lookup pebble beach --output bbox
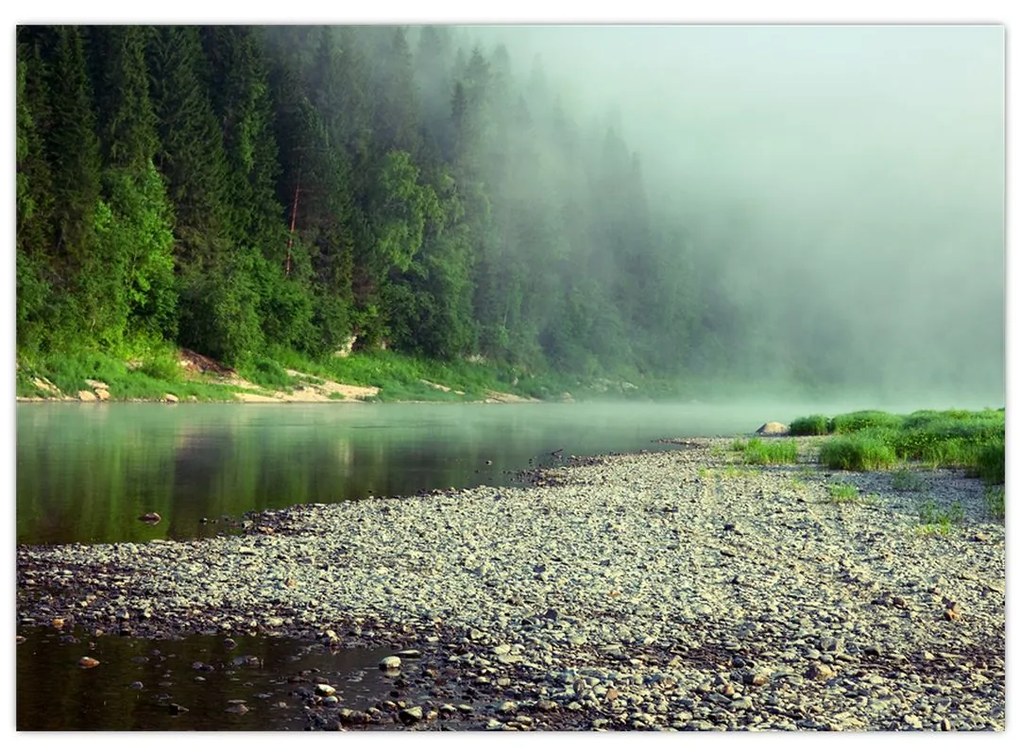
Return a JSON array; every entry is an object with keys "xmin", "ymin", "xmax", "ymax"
[{"xmin": 16, "ymin": 438, "xmax": 1005, "ymax": 731}]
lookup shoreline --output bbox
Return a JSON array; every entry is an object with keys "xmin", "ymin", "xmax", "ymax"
[{"xmin": 16, "ymin": 439, "xmax": 1005, "ymax": 731}]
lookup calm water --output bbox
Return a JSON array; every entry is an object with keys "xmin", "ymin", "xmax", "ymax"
[
  {"xmin": 16, "ymin": 399, "xmax": 823, "ymax": 730},
  {"xmin": 16, "ymin": 401, "xmax": 796, "ymax": 547}
]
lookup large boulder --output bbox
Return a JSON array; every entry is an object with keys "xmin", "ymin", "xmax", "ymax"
[{"xmin": 755, "ymin": 421, "xmax": 789, "ymax": 436}]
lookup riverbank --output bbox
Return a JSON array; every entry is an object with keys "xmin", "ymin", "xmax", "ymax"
[
  {"xmin": 16, "ymin": 438, "xmax": 1005, "ymax": 731},
  {"xmin": 15, "ymin": 345, "xmax": 636, "ymax": 404}
]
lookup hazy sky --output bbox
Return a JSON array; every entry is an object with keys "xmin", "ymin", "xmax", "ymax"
[{"xmin": 473, "ymin": 25, "xmax": 1005, "ymax": 402}]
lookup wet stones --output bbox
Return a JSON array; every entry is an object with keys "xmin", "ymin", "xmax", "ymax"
[
  {"xmin": 379, "ymin": 655, "xmax": 402, "ymax": 670},
  {"xmin": 78, "ymin": 656, "xmax": 100, "ymax": 669}
]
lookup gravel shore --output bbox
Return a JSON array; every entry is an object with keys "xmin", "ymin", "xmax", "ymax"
[{"xmin": 16, "ymin": 438, "xmax": 1005, "ymax": 731}]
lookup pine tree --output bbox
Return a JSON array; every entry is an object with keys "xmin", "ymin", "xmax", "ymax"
[{"xmin": 15, "ymin": 34, "xmax": 56, "ymax": 352}]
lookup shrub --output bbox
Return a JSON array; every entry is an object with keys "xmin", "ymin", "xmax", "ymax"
[{"xmin": 789, "ymin": 415, "xmax": 830, "ymax": 436}]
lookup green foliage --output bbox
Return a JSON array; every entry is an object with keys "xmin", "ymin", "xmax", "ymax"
[
  {"xmin": 742, "ymin": 438, "xmax": 798, "ymax": 465},
  {"xmin": 828, "ymin": 483, "xmax": 858, "ymax": 502},
  {"xmin": 789, "ymin": 415, "xmax": 830, "ymax": 436},
  {"xmin": 819, "ymin": 429, "xmax": 898, "ymax": 471}
]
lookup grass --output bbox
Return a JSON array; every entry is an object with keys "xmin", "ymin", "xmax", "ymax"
[
  {"xmin": 828, "ymin": 482, "xmax": 859, "ymax": 502},
  {"xmin": 811, "ymin": 408, "xmax": 1004, "ymax": 486},
  {"xmin": 789, "ymin": 414, "xmax": 830, "ymax": 436},
  {"xmin": 827, "ymin": 410, "xmax": 904, "ymax": 435},
  {"xmin": 914, "ymin": 499, "xmax": 965, "ymax": 537},
  {"xmin": 17, "ymin": 344, "xmax": 239, "ymax": 402},
  {"xmin": 984, "ymin": 487, "xmax": 1005, "ymax": 521},
  {"xmin": 237, "ymin": 356, "xmax": 299, "ymax": 392},
  {"xmin": 819, "ymin": 429, "xmax": 898, "ymax": 471},
  {"xmin": 741, "ymin": 438, "xmax": 798, "ymax": 465}
]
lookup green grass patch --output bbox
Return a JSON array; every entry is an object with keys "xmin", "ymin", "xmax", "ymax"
[
  {"xmin": 819, "ymin": 429, "xmax": 898, "ymax": 471},
  {"xmin": 974, "ymin": 438, "xmax": 1005, "ymax": 485},
  {"xmin": 828, "ymin": 410, "xmax": 904, "ymax": 435},
  {"xmin": 729, "ymin": 438, "xmax": 749, "ymax": 451},
  {"xmin": 237, "ymin": 356, "xmax": 298, "ymax": 392},
  {"xmin": 742, "ymin": 438, "xmax": 798, "ymax": 465},
  {"xmin": 828, "ymin": 482, "xmax": 858, "ymax": 502},
  {"xmin": 914, "ymin": 499, "xmax": 965, "ymax": 536},
  {"xmin": 789, "ymin": 414, "xmax": 831, "ymax": 436},
  {"xmin": 984, "ymin": 487, "xmax": 1005, "ymax": 521},
  {"xmin": 17, "ymin": 345, "xmax": 239, "ymax": 402}
]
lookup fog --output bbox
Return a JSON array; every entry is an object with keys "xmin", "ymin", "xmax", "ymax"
[{"xmin": 470, "ymin": 25, "xmax": 1004, "ymax": 407}]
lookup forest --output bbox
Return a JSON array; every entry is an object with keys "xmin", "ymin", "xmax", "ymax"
[
  {"xmin": 16, "ymin": 25, "xmax": 1003, "ymax": 404},
  {"xmin": 15, "ymin": 25, "xmax": 730, "ymax": 389}
]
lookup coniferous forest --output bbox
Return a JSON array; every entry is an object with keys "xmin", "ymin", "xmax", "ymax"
[{"xmin": 16, "ymin": 25, "xmax": 719, "ymax": 387}]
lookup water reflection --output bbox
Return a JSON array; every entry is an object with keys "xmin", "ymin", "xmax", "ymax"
[{"xmin": 17, "ymin": 401, "xmax": 822, "ymax": 546}]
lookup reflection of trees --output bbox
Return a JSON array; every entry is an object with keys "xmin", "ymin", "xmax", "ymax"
[{"xmin": 20, "ymin": 402, "xmax": 724, "ymax": 547}]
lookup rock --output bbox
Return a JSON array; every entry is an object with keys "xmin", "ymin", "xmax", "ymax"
[
  {"xmin": 77, "ymin": 390, "xmax": 98, "ymax": 402},
  {"xmin": 85, "ymin": 380, "xmax": 110, "ymax": 400},
  {"xmin": 315, "ymin": 683, "xmax": 336, "ymax": 697},
  {"xmin": 396, "ymin": 648, "xmax": 422, "ymax": 658},
  {"xmin": 164, "ymin": 393, "xmax": 179, "ymax": 403},
  {"xmin": 138, "ymin": 512, "xmax": 162, "ymax": 523},
  {"xmin": 78, "ymin": 656, "xmax": 100, "ymax": 669},
  {"xmin": 168, "ymin": 703, "xmax": 189, "ymax": 715},
  {"xmin": 497, "ymin": 700, "xmax": 518, "ymax": 714},
  {"xmin": 379, "ymin": 655, "xmax": 402, "ymax": 670},
  {"xmin": 755, "ymin": 422, "xmax": 789, "ymax": 436},
  {"xmin": 226, "ymin": 702, "xmax": 249, "ymax": 715},
  {"xmin": 902, "ymin": 714, "xmax": 923, "ymax": 729},
  {"xmin": 399, "ymin": 706, "xmax": 424, "ymax": 724},
  {"xmin": 944, "ymin": 607, "xmax": 962, "ymax": 621},
  {"xmin": 805, "ymin": 662, "xmax": 835, "ymax": 681}
]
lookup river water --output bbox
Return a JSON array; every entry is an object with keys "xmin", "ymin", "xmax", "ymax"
[{"xmin": 15, "ymin": 399, "xmax": 827, "ymax": 730}]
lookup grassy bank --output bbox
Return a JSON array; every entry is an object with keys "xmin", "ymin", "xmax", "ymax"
[
  {"xmin": 15, "ymin": 342, "xmax": 676, "ymax": 404},
  {"xmin": 789, "ymin": 408, "xmax": 1005, "ymax": 485}
]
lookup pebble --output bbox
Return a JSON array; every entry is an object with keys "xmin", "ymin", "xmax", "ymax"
[{"xmin": 16, "ymin": 438, "xmax": 1004, "ymax": 733}]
